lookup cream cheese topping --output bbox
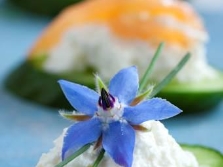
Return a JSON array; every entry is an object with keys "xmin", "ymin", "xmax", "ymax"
[
  {"xmin": 36, "ymin": 121, "xmax": 198, "ymax": 167},
  {"xmin": 43, "ymin": 23, "xmax": 217, "ymax": 83}
]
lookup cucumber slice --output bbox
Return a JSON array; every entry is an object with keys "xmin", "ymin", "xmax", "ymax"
[
  {"xmin": 8, "ymin": 0, "xmax": 83, "ymax": 16},
  {"xmin": 4, "ymin": 60, "xmax": 95, "ymax": 109},
  {"xmin": 5, "ymin": 60, "xmax": 223, "ymax": 111},
  {"xmin": 158, "ymin": 74, "xmax": 223, "ymax": 112},
  {"xmin": 181, "ymin": 144, "xmax": 223, "ymax": 167},
  {"xmin": 5, "ymin": 61, "xmax": 223, "ymax": 113}
]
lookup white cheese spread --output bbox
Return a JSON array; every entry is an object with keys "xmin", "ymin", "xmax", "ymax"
[
  {"xmin": 43, "ymin": 22, "xmax": 217, "ymax": 83},
  {"xmin": 36, "ymin": 121, "xmax": 198, "ymax": 167}
]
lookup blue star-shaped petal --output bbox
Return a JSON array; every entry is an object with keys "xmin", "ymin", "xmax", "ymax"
[{"xmin": 58, "ymin": 66, "xmax": 181, "ymax": 167}]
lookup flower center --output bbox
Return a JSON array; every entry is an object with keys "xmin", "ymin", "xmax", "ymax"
[
  {"xmin": 96, "ymin": 88, "xmax": 124, "ymax": 125},
  {"xmin": 98, "ymin": 88, "xmax": 115, "ymax": 110}
]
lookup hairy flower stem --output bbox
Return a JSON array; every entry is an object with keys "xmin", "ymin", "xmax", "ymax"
[
  {"xmin": 92, "ymin": 149, "xmax": 105, "ymax": 167},
  {"xmin": 55, "ymin": 144, "xmax": 91, "ymax": 167}
]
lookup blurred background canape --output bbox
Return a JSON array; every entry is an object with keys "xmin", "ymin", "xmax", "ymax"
[{"xmin": 4, "ymin": 0, "xmax": 223, "ymax": 112}]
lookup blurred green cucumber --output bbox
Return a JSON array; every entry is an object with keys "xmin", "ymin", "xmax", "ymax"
[
  {"xmin": 181, "ymin": 144, "xmax": 223, "ymax": 167},
  {"xmin": 5, "ymin": 60, "xmax": 94, "ymax": 109},
  {"xmin": 5, "ymin": 60, "xmax": 223, "ymax": 112},
  {"xmin": 8, "ymin": 0, "xmax": 83, "ymax": 16},
  {"xmin": 158, "ymin": 74, "xmax": 223, "ymax": 112}
]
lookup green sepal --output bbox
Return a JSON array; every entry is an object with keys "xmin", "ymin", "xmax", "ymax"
[
  {"xmin": 131, "ymin": 85, "xmax": 154, "ymax": 106},
  {"xmin": 132, "ymin": 125, "xmax": 150, "ymax": 132},
  {"xmin": 95, "ymin": 74, "xmax": 108, "ymax": 93},
  {"xmin": 59, "ymin": 110, "xmax": 90, "ymax": 121}
]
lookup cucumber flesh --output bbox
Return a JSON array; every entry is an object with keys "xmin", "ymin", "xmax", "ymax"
[{"xmin": 181, "ymin": 144, "xmax": 223, "ymax": 167}]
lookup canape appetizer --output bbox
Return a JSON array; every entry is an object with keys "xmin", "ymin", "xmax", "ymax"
[
  {"xmin": 36, "ymin": 67, "xmax": 223, "ymax": 167},
  {"xmin": 5, "ymin": 0, "xmax": 223, "ymax": 111}
]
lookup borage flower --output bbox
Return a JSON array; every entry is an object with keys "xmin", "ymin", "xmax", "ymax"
[{"xmin": 58, "ymin": 66, "xmax": 181, "ymax": 167}]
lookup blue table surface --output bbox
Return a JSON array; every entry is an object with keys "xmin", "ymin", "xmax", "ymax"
[{"xmin": 0, "ymin": 1, "xmax": 223, "ymax": 167}]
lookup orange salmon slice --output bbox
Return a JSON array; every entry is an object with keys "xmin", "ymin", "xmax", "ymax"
[{"xmin": 29, "ymin": 0, "xmax": 205, "ymax": 57}]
